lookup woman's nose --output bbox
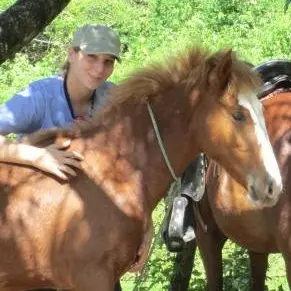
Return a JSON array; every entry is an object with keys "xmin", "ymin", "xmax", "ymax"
[{"xmin": 93, "ymin": 61, "xmax": 105, "ymax": 73}]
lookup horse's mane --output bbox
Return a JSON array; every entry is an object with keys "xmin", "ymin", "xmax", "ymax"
[
  {"xmin": 105, "ymin": 48, "xmax": 210, "ymax": 106},
  {"xmin": 103, "ymin": 47, "xmax": 260, "ymax": 107},
  {"xmin": 25, "ymin": 47, "xmax": 260, "ymax": 146}
]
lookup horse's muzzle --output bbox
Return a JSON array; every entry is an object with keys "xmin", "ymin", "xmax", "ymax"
[{"xmin": 248, "ymin": 173, "xmax": 283, "ymax": 207}]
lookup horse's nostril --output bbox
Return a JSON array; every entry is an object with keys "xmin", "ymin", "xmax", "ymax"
[{"xmin": 268, "ymin": 181, "xmax": 273, "ymax": 195}]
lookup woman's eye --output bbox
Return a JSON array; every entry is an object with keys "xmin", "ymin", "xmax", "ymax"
[
  {"xmin": 105, "ymin": 59, "xmax": 114, "ymax": 66},
  {"xmin": 232, "ymin": 111, "xmax": 246, "ymax": 122},
  {"xmin": 87, "ymin": 54, "xmax": 96, "ymax": 59}
]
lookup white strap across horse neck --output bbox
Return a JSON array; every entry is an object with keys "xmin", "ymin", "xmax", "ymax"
[{"xmin": 146, "ymin": 102, "xmax": 178, "ymax": 182}]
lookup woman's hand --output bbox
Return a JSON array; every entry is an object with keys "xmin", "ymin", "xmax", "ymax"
[{"xmin": 32, "ymin": 139, "xmax": 84, "ymax": 180}]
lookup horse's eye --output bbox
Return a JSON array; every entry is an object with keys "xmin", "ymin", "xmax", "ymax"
[{"xmin": 232, "ymin": 111, "xmax": 246, "ymax": 122}]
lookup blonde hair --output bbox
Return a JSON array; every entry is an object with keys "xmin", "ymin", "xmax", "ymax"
[{"xmin": 60, "ymin": 47, "xmax": 80, "ymax": 76}]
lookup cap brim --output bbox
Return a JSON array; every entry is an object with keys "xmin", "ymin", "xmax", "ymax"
[{"xmin": 81, "ymin": 45, "xmax": 121, "ymax": 62}]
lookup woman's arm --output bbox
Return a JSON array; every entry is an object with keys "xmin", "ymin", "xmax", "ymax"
[
  {"xmin": 0, "ymin": 82, "xmax": 83, "ymax": 180},
  {"xmin": 0, "ymin": 136, "xmax": 83, "ymax": 180}
]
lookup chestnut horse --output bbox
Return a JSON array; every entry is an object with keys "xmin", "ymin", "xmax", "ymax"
[
  {"xmin": 195, "ymin": 64, "xmax": 291, "ymax": 291},
  {"xmin": 169, "ymin": 66, "xmax": 291, "ymax": 290},
  {"xmin": 0, "ymin": 49, "xmax": 282, "ymax": 291},
  {"xmin": 195, "ymin": 92, "xmax": 291, "ymax": 291}
]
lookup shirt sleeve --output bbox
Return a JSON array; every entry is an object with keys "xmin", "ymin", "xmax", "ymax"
[{"xmin": 0, "ymin": 84, "xmax": 45, "ymax": 135}]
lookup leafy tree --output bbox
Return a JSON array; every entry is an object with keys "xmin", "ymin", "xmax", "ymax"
[{"xmin": 285, "ymin": 0, "xmax": 291, "ymax": 11}]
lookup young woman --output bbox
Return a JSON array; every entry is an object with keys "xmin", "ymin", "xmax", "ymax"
[
  {"xmin": 0, "ymin": 24, "xmax": 123, "ymax": 291},
  {"xmin": 0, "ymin": 24, "xmax": 120, "ymax": 180}
]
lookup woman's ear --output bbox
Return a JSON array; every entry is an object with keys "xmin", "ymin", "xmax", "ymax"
[{"xmin": 67, "ymin": 48, "xmax": 76, "ymax": 63}]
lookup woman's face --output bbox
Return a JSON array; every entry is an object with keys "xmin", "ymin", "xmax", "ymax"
[{"xmin": 68, "ymin": 48, "xmax": 116, "ymax": 90}]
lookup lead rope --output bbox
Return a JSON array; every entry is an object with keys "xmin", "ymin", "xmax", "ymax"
[
  {"xmin": 133, "ymin": 103, "xmax": 181, "ymax": 289},
  {"xmin": 146, "ymin": 101, "xmax": 182, "ymax": 239},
  {"xmin": 146, "ymin": 101, "xmax": 182, "ymax": 232},
  {"xmin": 146, "ymin": 102, "xmax": 178, "ymax": 181}
]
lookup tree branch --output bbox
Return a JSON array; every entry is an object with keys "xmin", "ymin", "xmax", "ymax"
[
  {"xmin": 285, "ymin": 0, "xmax": 291, "ymax": 12},
  {"xmin": 0, "ymin": 0, "xmax": 71, "ymax": 64}
]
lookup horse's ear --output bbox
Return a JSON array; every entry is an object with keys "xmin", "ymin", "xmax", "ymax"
[{"xmin": 208, "ymin": 49, "xmax": 233, "ymax": 94}]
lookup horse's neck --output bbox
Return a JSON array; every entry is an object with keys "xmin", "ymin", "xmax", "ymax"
[
  {"xmin": 263, "ymin": 92, "xmax": 291, "ymax": 183},
  {"xmin": 263, "ymin": 92, "xmax": 291, "ymax": 143},
  {"xmin": 80, "ymin": 91, "xmax": 199, "ymax": 217}
]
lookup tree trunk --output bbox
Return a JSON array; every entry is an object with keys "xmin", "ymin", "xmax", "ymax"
[{"xmin": 0, "ymin": 0, "xmax": 71, "ymax": 64}]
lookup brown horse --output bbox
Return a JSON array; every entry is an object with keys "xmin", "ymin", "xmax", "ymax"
[
  {"xmin": 192, "ymin": 89, "xmax": 291, "ymax": 290},
  {"xmin": 0, "ymin": 48, "xmax": 282, "ymax": 291}
]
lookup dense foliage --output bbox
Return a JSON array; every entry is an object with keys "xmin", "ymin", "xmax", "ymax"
[{"xmin": 0, "ymin": 0, "xmax": 290, "ymax": 290}]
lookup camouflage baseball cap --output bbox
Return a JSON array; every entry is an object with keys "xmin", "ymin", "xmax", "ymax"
[{"xmin": 71, "ymin": 24, "xmax": 121, "ymax": 61}]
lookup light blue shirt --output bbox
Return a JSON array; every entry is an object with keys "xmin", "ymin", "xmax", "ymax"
[{"xmin": 0, "ymin": 75, "xmax": 114, "ymax": 135}]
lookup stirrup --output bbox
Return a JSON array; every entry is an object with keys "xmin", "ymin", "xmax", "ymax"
[{"xmin": 163, "ymin": 196, "xmax": 195, "ymax": 252}]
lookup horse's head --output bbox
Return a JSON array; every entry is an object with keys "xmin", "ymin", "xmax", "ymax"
[{"xmin": 193, "ymin": 50, "xmax": 282, "ymax": 206}]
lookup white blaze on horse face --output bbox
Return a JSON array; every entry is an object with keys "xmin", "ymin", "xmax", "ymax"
[{"xmin": 238, "ymin": 91, "xmax": 282, "ymax": 194}]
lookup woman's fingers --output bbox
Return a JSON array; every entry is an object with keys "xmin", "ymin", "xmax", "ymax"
[
  {"xmin": 33, "ymin": 144, "xmax": 84, "ymax": 180},
  {"xmin": 50, "ymin": 149, "xmax": 83, "ymax": 178},
  {"xmin": 64, "ymin": 150, "xmax": 84, "ymax": 160},
  {"xmin": 63, "ymin": 158, "xmax": 82, "ymax": 169},
  {"xmin": 47, "ymin": 143, "xmax": 84, "ymax": 161},
  {"xmin": 59, "ymin": 165, "xmax": 78, "ymax": 177},
  {"xmin": 50, "ymin": 139, "xmax": 71, "ymax": 150},
  {"xmin": 53, "ymin": 168, "xmax": 69, "ymax": 180}
]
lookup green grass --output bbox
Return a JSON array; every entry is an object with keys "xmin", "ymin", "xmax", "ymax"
[{"xmin": 121, "ymin": 202, "xmax": 288, "ymax": 290}]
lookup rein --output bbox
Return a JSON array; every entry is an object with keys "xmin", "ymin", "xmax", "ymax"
[
  {"xmin": 146, "ymin": 102, "xmax": 208, "ymax": 231},
  {"xmin": 146, "ymin": 102, "xmax": 178, "ymax": 182}
]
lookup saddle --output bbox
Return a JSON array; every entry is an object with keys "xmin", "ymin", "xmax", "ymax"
[{"xmin": 254, "ymin": 59, "xmax": 291, "ymax": 98}]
